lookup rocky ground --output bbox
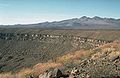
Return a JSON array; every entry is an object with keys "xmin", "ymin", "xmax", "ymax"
[
  {"xmin": 0, "ymin": 29, "xmax": 120, "ymax": 78},
  {"xmin": 35, "ymin": 41, "xmax": 120, "ymax": 78}
]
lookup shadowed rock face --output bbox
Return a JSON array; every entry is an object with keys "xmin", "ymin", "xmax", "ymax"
[{"xmin": 38, "ymin": 68, "xmax": 71, "ymax": 78}]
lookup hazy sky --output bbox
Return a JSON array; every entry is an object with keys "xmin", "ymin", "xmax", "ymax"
[{"xmin": 0, "ymin": 0, "xmax": 120, "ymax": 25}]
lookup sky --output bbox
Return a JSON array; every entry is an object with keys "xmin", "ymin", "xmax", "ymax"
[{"xmin": 0, "ymin": 0, "xmax": 120, "ymax": 25}]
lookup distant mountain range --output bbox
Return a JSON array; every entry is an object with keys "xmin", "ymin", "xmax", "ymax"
[{"xmin": 1, "ymin": 16, "xmax": 120, "ymax": 29}]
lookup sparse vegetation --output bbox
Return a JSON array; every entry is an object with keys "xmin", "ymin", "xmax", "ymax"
[{"xmin": 0, "ymin": 29, "xmax": 120, "ymax": 78}]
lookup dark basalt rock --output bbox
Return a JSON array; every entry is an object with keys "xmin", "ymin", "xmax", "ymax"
[{"xmin": 51, "ymin": 68, "xmax": 63, "ymax": 78}]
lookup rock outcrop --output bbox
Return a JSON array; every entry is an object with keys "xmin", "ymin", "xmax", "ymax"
[{"xmin": 38, "ymin": 68, "xmax": 67, "ymax": 78}]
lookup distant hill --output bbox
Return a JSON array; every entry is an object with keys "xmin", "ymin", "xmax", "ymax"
[{"xmin": 0, "ymin": 16, "xmax": 120, "ymax": 29}]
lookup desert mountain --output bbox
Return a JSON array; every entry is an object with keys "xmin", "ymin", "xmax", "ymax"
[{"xmin": 1, "ymin": 16, "xmax": 120, "ymax": 29}]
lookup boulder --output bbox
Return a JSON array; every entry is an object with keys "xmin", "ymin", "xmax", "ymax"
[
  {"xmin": 51, "ymin": 68, "xmax": 63, "ymax": 78},
  {"xmin": 109, "ymin": 55, "xmax": 119, "ymax": 61},
  {"xmin": 39, "ymin": 70, "xmax": 52, "ymax": 78},
  {"xmin": 69, "ymin": 67, "xmax": 79, "ymax": 78},
  {"xmin": 39, "ymin": 69, "xmax": 63, "ymax": 78}
]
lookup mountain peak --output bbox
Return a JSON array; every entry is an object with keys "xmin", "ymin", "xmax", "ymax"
[
  {"xmin": 92, "ymin": 16, "xmax": 103, "ymax": 20},
  {"xmin": 81, "ymin": 16, "xmax": 90, "ymax": 19}
]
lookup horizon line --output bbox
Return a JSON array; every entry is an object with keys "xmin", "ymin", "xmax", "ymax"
[{"xmin": 1, "ymin": 16, "xmax": 120, "ymax": 25}]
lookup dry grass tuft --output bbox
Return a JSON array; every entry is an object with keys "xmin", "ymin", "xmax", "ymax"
[
  {"xmin": 0, "ymin": 68, "xmax": 32, "ymax": 78},
  {"xmin": 16, "ymin": 68, "xmax": 33, "ymax": 78},
  {"xmin": 56, "ymin": 50, "xmax": 90, "ymax": 63},
  {"xmin": 0, "ymin": 72, "xmax": 14, "ymax": 78}
]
